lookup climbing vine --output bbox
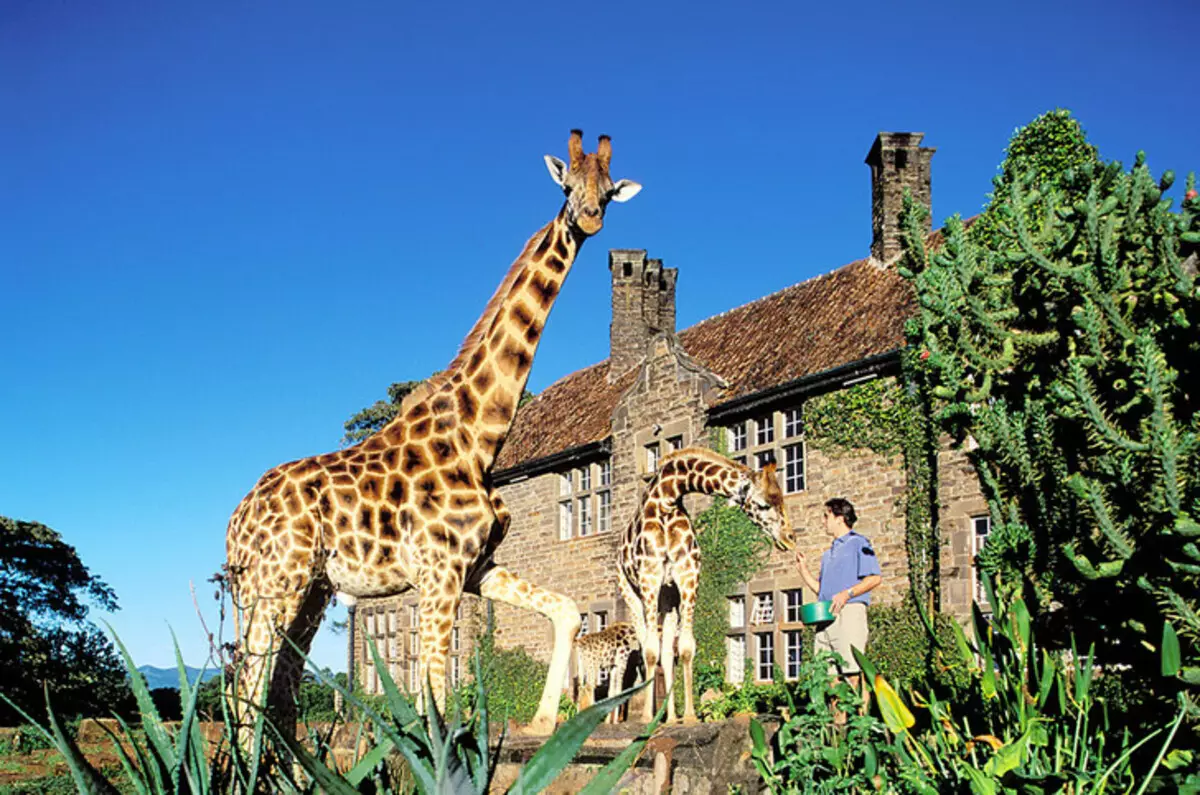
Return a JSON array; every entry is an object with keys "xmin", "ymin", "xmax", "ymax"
[{"xmin": 803, "ymin": 377, "xmax": 911, "ymax": 461}]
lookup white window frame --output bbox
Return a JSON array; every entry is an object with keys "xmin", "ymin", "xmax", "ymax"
[
  {"xmin": 785, "ymin": 630, "xmax": 803, "ymax": 680},
  {"xmin": 645, "ymin": 442, "xmax": 660, "ymax": 473},
  {"xmin": 578, "ymin": 495, "xmax": 593, "ymax": 536},
  {"xmin": 451, "ymin": 627, "xmax": 460, "ymax": 652},
  {"xmin": 756, "ymin": 632, "xmax": 775, "ymax": 681},
  {"xmin": 972, "ymin": 515, "xmax": 992, "ymax": 606},
  {"xmin": 729, "ymin": 422, "xmax": 748, "ymax": 452},
  {"xmin": 784, "ymin": 589, "xmax": 803, "ymax": 623},
  {"xmin": 579, "ymin": 465, "xmax": 591, "ymax": 492},
  {"xmin": 558, "ymin": 500, "xmax": 574, "ymax": 541},
  {"xmin": 755, "ymin": 415, "xmax": 775, "ymax": 446},
  {"xmin": 667, "ymin": 434, "xmax": 685, "ymax": 452},
  {"xmin": 783, "ymin": 407, "xmax": 803, "ymax": 439},
  {"xmin": 597, "ymin": 490, "xmax": 612, "ymax": 534},
  {"xmin": 728, "ymin": 595, "xmax": 746, "ymax": 628},
  {"xmin": 727, "ymin": 635, "xmax": 746, "ymax": 685},
  {"xmin": 752, "ymin": 592, "xmax": 774, "ymax": 624},
  {"xmin": 783, "ymin": 443, "xmax": 806, "ymax": 493}
]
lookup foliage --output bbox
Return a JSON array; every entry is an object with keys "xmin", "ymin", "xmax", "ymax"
[
  {"xmin": 864, "ymin": 601, "xmax": 970, "ymax": 694},
  {"xmin": 461, "ymin": 631, "xmax": 549, "ymax": 725},
  {"xmin": 899, "ymin": 111, "xmax": 1200, "ymax": 700},
  {"xmin": 0, "ymin": 516, "xmax": 132, "ymax": 725},
  {"xmin": 749, "ymin": 653, "xmax": 895, "ymax": 793},
  {"xmin": 342, "ymin": 376, "xmax": 535, "ymax": 445},
  {"xmin": 692, "ymin": 496, "xmax": 774, "ymax": 692},
  {"xmin": 804, "ymin": 377, "xmax": 911, "ymax": 461},
  {"xmin": 1, "ymin": 626, "xmax": 656, "ymax": 794}
]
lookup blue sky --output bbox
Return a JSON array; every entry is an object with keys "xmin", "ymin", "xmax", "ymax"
[{"xmin": 2, "ymin": 0, "xmax": 1196, "ymax": 673}]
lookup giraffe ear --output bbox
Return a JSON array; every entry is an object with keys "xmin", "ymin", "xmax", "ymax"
[
  {"xmin": 545, "ymin": 155, "xmax": 569, "ymax": 187},
  {"xmin": 610, "ymin": 179, "xmax": 642, "ymax": 203}
]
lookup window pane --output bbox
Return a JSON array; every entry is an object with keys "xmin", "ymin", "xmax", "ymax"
[
  {"xmin": 756, "ymin": 416, "xmax": 775, "ymax": 446},
  {"xmin": 450, "ymin": 656, "xmax": 460, "ymax": 687},
  {"xmin": 579, "ymin": 465, "xmax": 591, "ymax": 492},
  {"xmin": 595, "ymin": 611, "xmax": 608, "ymax": 631},
  {"xmin": 784, "ymin": 443, "xmax": 805, "ymax": 493},
  {"xmin": 756, "ymin": 632, "xmax": 775, "ymax": 680},
  {"xmin": 559, "ymin": 472, "xmax": 572, "ymax": 496},
  {"xmin": 559, "ymin": 500, "xmax": 573, "ymax": 540},
  {"xmin": 599, "ymin": 459, "xmax": 612, "ymax": 487},
  {"xmin": 410, "ymin": 632, "xmax": 419, "ymax": 655},
  {"xmin": 452, "ymin": 627, "xmax": 460, "ymax": 652},
  {"xmin": 667, "ymin": 435, "xmax": 684, "ymax": 452},
  {"xmin": 578, "ymin": 614, "xmax": 590, "ymax": 638},
  {"xmin": 972, "ymin": 515, "xmax": 992, "ymax": 604},
  {"xmin": 784, "ymin": 407, "xmax": 804, "ymax": 439},
  {"xmin": 727, "ymin": 635, "xmax": 746, "ymax": 685},
  {"xmin": 597, "ymin": 491, "xmax": 611, "ymax": 533},
  {"xmin": 578, "ymin": 496, "xmax": 592, "ymax": 536},
  {"xmin": 728, "ymin": 595, "xmax": 745, "ymax": 627},
  {"xmin": 785, "ymin": 589, "xmax": 802, "ymax": 623},
  {"xmin": 785, "ymin": 631, "xmax": 803, "ymax": 680},
  {"xmin": 645, "ymin": 443, "xmax": 660, "ymax": 472},
  {"xmin": 752, "ymin": 592, "xmax": 774, "ymax": 624},
  {"xmin": 729, "ymin": 422, "xmax": 747, "ymax": 452},
  {"xmin": 754, "ymin": 449, "xmax": 776, "ymax": 471}
]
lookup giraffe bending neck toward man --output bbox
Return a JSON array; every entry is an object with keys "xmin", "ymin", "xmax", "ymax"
[
  {"xmin": 617, "ymin": 447, "xmax": 792, "ymax": 723},
  {"xmin": 225, "ymin": 130, "xmax": 641, "ymax": 739}
]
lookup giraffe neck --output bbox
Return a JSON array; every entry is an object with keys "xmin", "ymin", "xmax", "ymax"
[
  {"xmin": 644, "ymin": 449, "xmax": 745, "ymax": 513},
  {"xmin": 437, "ymin": 206, "xmax": 581, "ymax": 471}
]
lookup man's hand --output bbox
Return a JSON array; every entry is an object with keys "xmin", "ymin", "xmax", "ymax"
[{"xmin": 831, "ymin": 589, "xmax": 851, "ymax": 614}]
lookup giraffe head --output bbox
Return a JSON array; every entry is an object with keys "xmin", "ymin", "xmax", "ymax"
[
  {"xmin": 544, "ymin": 129, "xmax": 642, "ymax": 236},
  {"xmin": 733, "ymin": 462, "xmax": 794, "ymax": 551}
]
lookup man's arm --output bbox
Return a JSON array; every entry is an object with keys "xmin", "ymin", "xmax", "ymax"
[
  {"xmin": 830, "ymin": 574, "xmax": 881, "ymax": 612},
  {"xmin": 794, "ymin": 548, "xmax": 821, "ymax": 595}
]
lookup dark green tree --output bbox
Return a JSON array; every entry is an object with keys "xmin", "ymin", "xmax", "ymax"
[
  {"xmin": 899, "ymin": 112, "xmax": 1199, "ymax": 707},
  {"xmin": 343, "ymin": 374, "xmax": 535, "ymax": 445},
  {"xmin": 0, "ymin": 516, "xmax": 132, "ymax": 724}
]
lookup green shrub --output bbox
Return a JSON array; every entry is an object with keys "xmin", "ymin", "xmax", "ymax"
[
  {"xmin": 865, "ymin": 601, "xmax": 970, "ymax": 694},
  {"xmin": 464, "ymin": 632, "xmax": 548, "ymax": 724}
]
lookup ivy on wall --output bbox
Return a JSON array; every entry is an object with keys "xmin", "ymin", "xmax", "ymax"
[{"xmin": 803, "ymin": 376, "xmax": 910, "ymax": 461}]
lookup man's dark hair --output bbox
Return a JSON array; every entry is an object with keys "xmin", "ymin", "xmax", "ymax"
[{"xmin": 825, "ymin": 498, "xmax": 857, "ymax": 528}]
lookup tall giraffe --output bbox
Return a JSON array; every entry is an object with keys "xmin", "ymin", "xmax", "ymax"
[
  {"xmin": 616, "ymin": 447, "xmax": 792, "ymax": 723},
  {"xmin": 225, "ymin": 130, "xmax": 641, "ymax": 737}
]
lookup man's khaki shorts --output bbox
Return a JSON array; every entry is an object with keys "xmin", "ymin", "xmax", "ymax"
[{"xmin": 813, "ymin": 602, "xmax": 869, "ymax": 675}]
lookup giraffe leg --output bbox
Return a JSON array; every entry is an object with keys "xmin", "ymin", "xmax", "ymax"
[
  {"xmin": 416, "ymin": 562, "xmax": 463, "ymax": 717},
  {"xmin": 478, "ymin": 565, "xmax": 580, "ymax": 734},
  {"xmin": 675, "ymin": 556, "xmax": 701, "ymax": 724},
  {"xmin": 635, "ymin": 561, "xmax": 666, "ymax": 724},
  {"xmin": 660, "ymin": 610, "xmax": 679, "ymax": 723},
  {"xmin": 617, "ymin": 570, "xmax": 649, "ymax": 674}
]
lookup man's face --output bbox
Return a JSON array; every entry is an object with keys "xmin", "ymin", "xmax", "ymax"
[{"xmin": 822, "ymin": 509, "xmax": 836, "ymax": 536}]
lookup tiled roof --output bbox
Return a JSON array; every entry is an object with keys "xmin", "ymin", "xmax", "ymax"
[{"xmin": 494, "ymin": 256, "xmax": 916, "ymax": 472}]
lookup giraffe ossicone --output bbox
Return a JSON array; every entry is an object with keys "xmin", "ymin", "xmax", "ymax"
[
  {"xmin": 617, "ymin": 446, "xmax": 792, "ymax": 724},
  {"xmin": 225, "ymin": 130, "xmax": 640, "ymax": 742}
]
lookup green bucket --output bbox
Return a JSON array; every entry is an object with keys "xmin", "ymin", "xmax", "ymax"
[{"xmin": 799, "ymin": 600, "xmax": 835, "ymax": 625}]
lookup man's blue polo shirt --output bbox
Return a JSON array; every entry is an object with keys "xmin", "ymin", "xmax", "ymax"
[{"xmin": 818, "ymin": 531, "xmax": 881, "ymax": 605}]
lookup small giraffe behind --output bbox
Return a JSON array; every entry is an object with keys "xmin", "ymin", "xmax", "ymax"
[
  {"xmin": 573, "ymin": 622, "xmax": 640, "ymax": 723},
  {"xmin": 617, "ymin": 447, "xmax": 792, "ymax": 724}
]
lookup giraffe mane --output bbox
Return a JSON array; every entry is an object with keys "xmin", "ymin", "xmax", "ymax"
[{"xmin": 396, "ymin": 219, "xmax": 557, "ymax": 416}]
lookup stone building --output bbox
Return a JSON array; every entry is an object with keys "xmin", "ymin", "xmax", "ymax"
[{"xmin": 349, "ymin": 132, "xmax": 990, "ymax": 692}]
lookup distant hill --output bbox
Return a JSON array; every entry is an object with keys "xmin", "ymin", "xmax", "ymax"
[{"xmin": 136, "ymin": 665, "xmax": 221, "ymax": 691}]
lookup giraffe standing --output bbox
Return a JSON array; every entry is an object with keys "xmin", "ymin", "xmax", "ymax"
[
  {"xmin": 225, "ymin": 130, "xmax": 641, "ymax": 738},
  {"xmin": 617, "ymin": 447, "xmax": 792, "ymax": 724},
  {"xmin": 573, "ymin": 622, "xmax": 640, "ymax": 723}
]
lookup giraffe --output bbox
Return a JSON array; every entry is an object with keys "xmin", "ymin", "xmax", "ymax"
[
  {"xmin": 616, "ymin": 447, "xmax": 792, "ymax": 724},
  {"xmin": 225, "ymin": 130, "xmax": 642, "ymax": 739},
  {"xmin": 573, "ymin": 622, "xmax": 640, "ymax": 723}
]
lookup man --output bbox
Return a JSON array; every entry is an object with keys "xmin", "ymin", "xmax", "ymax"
[{"xmin": 794, "ymin": 498, "xmax": 882, "ymax": 691}]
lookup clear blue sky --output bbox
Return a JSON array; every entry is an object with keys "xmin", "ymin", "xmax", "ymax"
[{"xmin": 2, "ymin": 0, "xmax": 1195, "ymax": 673}]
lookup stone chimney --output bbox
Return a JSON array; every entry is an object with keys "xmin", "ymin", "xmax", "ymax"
[
  {"xmin": 608, "ymin": 249, "xmax": 677, "ymax": 381},
  {"xmin": 865, "ymin": 132, "xmax": 935, "ymax": 263}
]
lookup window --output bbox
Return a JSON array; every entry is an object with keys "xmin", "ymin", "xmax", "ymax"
[
  {"xmin": 408, "ymin": 661, "xmax": 420, "ymax": 693},
  {"xmin": 389, "ymin": 635, "xmax": 400, "ymax": 659},
  {"xmin": 729, "ymin": 422, "xmax": 747, "ymax": 452},
  {"xmin": 733, "ymin": 455, "xmax": 747, "ymax": 466},
  {"xmin": 452, "ymin": 627, "xmax": 460, "ymax": 652},
  {"xmin": 408, "ymin": 605, "xmax": 419, "ymax": 626},
  {"xmin": 595, "ymin": 611, "xmax": 608, "ymax": 632},
  {"xmin": 727, "ymin": 635, "xmax": 746, "ymax": 685},
  {"xmin": 752, "ymin": 592, "xmax": 774, "ymax": 624},
  {"xmin": 784, "ymin": 407, "xmax": 803, "ymax": 439},
  {"xmin": 578, "ymin": 614, "xmax": 590, "ymax": 638},
  {"xmin": 667, "ymin": 434, "xmax": 685, "ymax": 452},
  {"xmin": 728, "ymin": 595, "xmax": 746, "ymax": 628},
  {"xmin": 578, "ymin": 496, "xmax": 592, "ymax": 536},
  {"xmin": 450, "ymin": 656, "xmax": 460, "ymax": 687},
  {"xmin": 597, "ymin": 490, "xmax": 612, "ymax": 533},
  {"xmin": 972, "ymin": 515, "xmax": 992, "ymax": 605},
  {"xmin": 558, "ymin": 472, "xmax": 573, "ymax": 496},
  {"xmin": 367, "ymin": 612, "xmax": 377, "ymax": 635},
  {"xmin": 756, "ymin": 416, "xmax": 775, "ymax": 446},
  {"xmin": 410, "ymin": 631, "xmax": 419, "ymax": 656},
  {"xmin": 754, "ymin": 449, "xmax": 776, "ymax": 471},
  {"xmin": 645, "ymin": 442, "xmax": 660, "ymax": 473},
  {"xmin": 388, "ymin": 611, "xmax": 397, "ymax": 633},
  {"xmin": 456, "ymin": 602, "xmax": 463, "ymax": 620},
  {"xmin": 599, "ymin": 459, "xmax": 612, "ymax": 487},
  {"xmin": 784, "ymin": 589, "xmax": 803, "ymax": 623},
  {"xmin": 756, "ymin": 632, "xmax": 775, "ymax": 681},
  {"xmin": 366, "ymin": 664, "xmax": 377, "ymax": 695},
  {"xmin": 558, "ymin": 500, "xmax": 574, "ymax": 541},
  {"xmin": 579, "ymin": 465, "xmax": 591, "ymax": 492},
  {"xmin": 784, "ymin": 444, "xmax": 805, "ymax": 493},
  {"xmin": 785, "ymin": 631, "xmax": 803, "ymax": 680}
]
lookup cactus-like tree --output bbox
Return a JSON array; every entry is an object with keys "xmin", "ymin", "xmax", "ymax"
[{"xmin": 900, "ymin": 111, "xmax": 1199, "ymax": 704}]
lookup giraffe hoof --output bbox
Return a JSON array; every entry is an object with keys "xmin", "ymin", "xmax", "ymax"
[{"xmin": 682, "ymin": 715, "xmax": 700, "ymax": 727}]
